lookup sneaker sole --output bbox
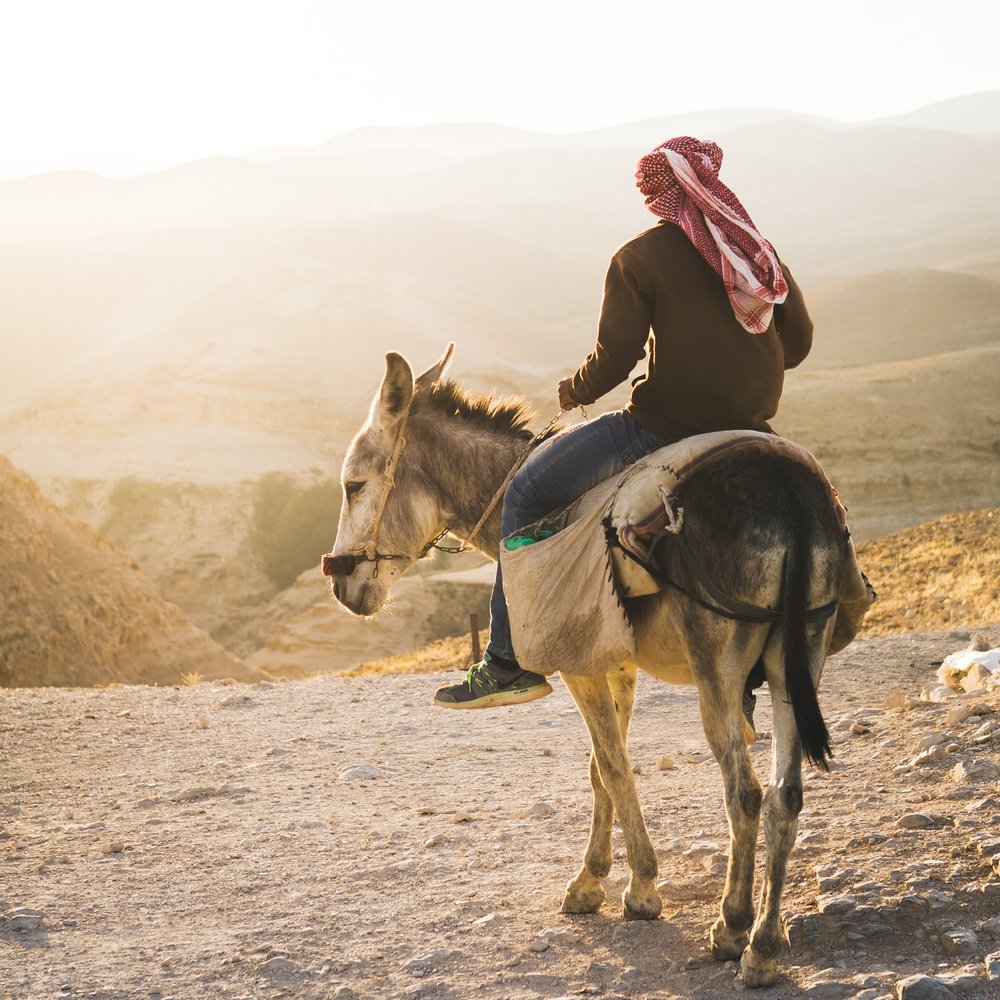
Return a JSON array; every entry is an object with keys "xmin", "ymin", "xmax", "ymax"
[{"xmin": 433, "ymin": 682, "xmax": 553, "ymax": 710}]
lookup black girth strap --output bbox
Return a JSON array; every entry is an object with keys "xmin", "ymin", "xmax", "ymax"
[{"xmin": 603, "ymin": 517, "xmax": 839, "ymax": 626}]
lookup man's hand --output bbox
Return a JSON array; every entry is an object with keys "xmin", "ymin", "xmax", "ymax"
[{"xmin": 558, "ymin": 377, "xmax": 580, "ymax": 411}]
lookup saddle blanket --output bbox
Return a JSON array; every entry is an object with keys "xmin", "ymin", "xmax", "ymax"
[{"xmin": 500, "ymin": 430, "xmax": 875, "ymax": 676}]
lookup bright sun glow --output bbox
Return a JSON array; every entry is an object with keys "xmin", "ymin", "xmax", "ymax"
[{"xmin": 2, "ymin": 0, "xmax": 1000, "ymax": 177}]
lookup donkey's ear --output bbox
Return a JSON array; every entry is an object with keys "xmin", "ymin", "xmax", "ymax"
[
  {"xmin": 369, "ymin": 352, "xmax": 414, "ymax": 433},
  {"xmin": 414, "ymin": 342, "xmax": 455, "ymax": 393}
]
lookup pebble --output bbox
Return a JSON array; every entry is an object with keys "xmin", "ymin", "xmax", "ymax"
[
  {"xmin": 898, "ymin": 813, "xmax": 936, "ymax": 829},
  {"xmin": 657, "ymin": 756, "xmax": 676, "ymax": 770},
  {"xmin": 338, "ymin": 765, "xmax": 380, "ymax": 782},
  {"xmin": 100, "ymin": 840, "xmax": 126, "ymax": 854},
  {"xmin": 528, "ymin": 937, "xmax": 549, "ymax": 952}
]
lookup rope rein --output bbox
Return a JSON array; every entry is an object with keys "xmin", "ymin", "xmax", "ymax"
[{"xmin": 350, "ymin": 407, "xmax": 568, "ymax": 576}]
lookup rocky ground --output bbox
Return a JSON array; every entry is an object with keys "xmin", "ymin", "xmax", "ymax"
[{"xmin": 2, "ymin": 628, "xmax": 999, "ymax": 1000}]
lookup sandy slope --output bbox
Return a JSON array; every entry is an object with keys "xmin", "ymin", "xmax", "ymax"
[
  {"xmin": 0, "ymin": 457, "xmax": 259, "ymax": 687},
  {"xmin": 1, "ymin": 629, "xmax": 999, "ymax": 999}
]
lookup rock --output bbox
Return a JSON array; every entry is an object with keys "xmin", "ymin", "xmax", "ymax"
[
  {"xmin": 402, "ymin": 949, "xmax": 451, "ymax": 974},
  {"xmin": 941, "ymin": 927, "xmax": 979, "ymax": 956},
  {"xmin": 975, "ymin": 836, "xmax": 1000, "ymax": 856},
  {"xmin": 885, "ymin": 689, "xmax": 907, "ymax": 709},
  {"xmin": 100, "ymin": 840, "xmax": 126, "ymax": 854},
  {"xmin": 528, "ymin": 937, "xmax": 549, "ymax": 953},
  {"xmin": 584, "ymin": 962, "xmax": 616, "ymax": 983},
  {"xmin": 913, "ymin": 746, "xmax": 946, "ymax": 767},
  {"xmin": 946, "ymin": 706, "xmax": 973, "ymax": 726},
  {"xmin": 934, "ymin": 970, "xmax": 981, "ymax": 992},
  {"xmin": 657, "ymin": 756, "xmax": 676, "ymax": 770},
  {"xmin": 918, "ymin": 733, "xmax": 954, "ymax": 750},
  {"xmin": 986, "ymin": 951, "xmax": 1000, "ymax": 980},
  {"xmin": 818, "ymin": 894, "xmax": 857, "ymax": 915},
  {"xmin": 217, "ymin": 693, "xmax": 254, "ymax": 708},
  {"xmin": 953, "ymin": 759, "xmax": 1000, "ymax": 783},
  {"xmin": 981, "ymin": 917, "xmax": 1000, "ymax": 936},
  {"xmin": 898, "ymin": 812, "xmax": 936, "ymax": 829},
  {"xmin": 338, "ymin": 765, "xmax": 380, "ymax": 782},
  {"xmin": 3, "ymin": 907, "xmax": 44, "ymax": 930},
  {"xmin": 519, "ymin": 801, "xmax": 556, "ymax": 819},
  {"xmin": 540, "ymin": 927, "xmax": 581, "ymax": 944},
  {"xmin": 682, "ymin": 840, "xmax": 721, "ymax": 860},
  {"xmin": 803, "ymin": 981, "xmax": 853, "ymax": 998},
  {"xmin": 894, "ymin": 974, "xmax": 956, "ymax": 999},
  {"xmin": 169, "ymin": 786, "xmax": 216, "ymax": 802},
  {"xmin": 259, "ymin": 956, "xmax": 301, "ymax": 977}
]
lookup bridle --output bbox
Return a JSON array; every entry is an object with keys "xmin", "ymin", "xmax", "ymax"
[{"xmin": 322, "ymin": 408, "xmax": 563, "ymax": 580}]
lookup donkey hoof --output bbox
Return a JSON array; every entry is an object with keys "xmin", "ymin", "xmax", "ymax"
[
  {"xmin": 740, "ymin": 948, "xmax": 780, "ymax": 989},
  {"xmin": 623, "ymin": 885, "xmax": 662, "ymax": 921},
  {"xmin": 561, "ymin": 877, "xmax": 605, "ymax": 914},
  {"xmin": 710, "ymin": 919, "xmax": 749, "ymax": 961}
]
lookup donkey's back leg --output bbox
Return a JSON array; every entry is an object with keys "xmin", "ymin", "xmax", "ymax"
[
  {"xmin": 741, "ymin": 619, "xmax": 835, "ymax": 988},
  {"xmin": 562, "ymin": 664, "xmax": 638, "ymax": 914},
  {"xmin": 687, "ymin": 625, "xmax": 769, "ymax": 962},
  {"xmin": 562, "ymin": 669, "xmax": 661, "ymax": 920}
]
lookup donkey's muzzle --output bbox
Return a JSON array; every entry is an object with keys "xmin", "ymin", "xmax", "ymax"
[{"xmin": 322, "ymin": 552, "xmax": 357, "ymax": 578}]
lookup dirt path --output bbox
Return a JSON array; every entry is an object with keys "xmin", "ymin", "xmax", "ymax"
[{"xmin": 2, "ymin": 628, "xmax": 1000, "ymax": 1000}]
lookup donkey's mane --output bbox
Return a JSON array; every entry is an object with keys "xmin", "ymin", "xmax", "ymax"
[{"xmin": 413, "ymin": 379, "xmax": 535, "ymax": 439}]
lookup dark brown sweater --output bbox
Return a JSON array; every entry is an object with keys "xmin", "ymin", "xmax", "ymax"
[{"xmin": 569, "ymin": 220, "xmax": 813, "ymax": 443}]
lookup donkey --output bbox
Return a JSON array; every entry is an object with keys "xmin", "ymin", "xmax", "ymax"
[{"xmin": 325, "ymin": 345, "xmax": 848, "ymax": 989}]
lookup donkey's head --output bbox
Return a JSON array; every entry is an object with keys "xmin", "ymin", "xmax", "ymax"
[{"xmin": 325, "ymin": 344, "xmax": 455, "ymax": 617}]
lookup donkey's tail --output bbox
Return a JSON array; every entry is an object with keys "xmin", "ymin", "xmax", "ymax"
[{"xmin": 781, "ymin": 522, "xmax": 832, "ymax": 770}]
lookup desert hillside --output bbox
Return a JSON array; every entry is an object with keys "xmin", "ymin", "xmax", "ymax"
[{"xmin": 0, "ymin": 456, "xmax": 260, "ymax": 687}]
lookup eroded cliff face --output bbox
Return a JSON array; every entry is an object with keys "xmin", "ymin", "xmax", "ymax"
[{"xmin": 0, "ymin": 456, "xmax": 262, "ymax": 687}]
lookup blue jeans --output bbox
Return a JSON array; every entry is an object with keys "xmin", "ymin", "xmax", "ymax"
[{"xmin": 487, "ymin": 410, "xmax": 667, "ymax": 665}]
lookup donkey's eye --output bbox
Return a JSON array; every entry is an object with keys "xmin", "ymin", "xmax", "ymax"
[{"xmin": 345, "ymin": 481, "xmax": 364, "ymax": 503}]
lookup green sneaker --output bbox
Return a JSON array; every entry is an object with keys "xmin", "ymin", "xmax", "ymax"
[{"xmin": 434, "ymin": 656, "xmax": 553, "ymax": 710}]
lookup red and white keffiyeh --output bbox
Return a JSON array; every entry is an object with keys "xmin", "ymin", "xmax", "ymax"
[{"xmin": 635, "ymin": 136, "xmax": 787, "ymax": 333}]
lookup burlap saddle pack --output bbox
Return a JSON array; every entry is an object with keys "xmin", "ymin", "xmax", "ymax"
[{"xmin": 499, "ymin": 430, "xmax": 876, "ymax": 678}]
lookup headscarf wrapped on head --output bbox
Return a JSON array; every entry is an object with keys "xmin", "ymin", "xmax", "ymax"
[{"xmin": 635, "ymin": 136, "xmax": 787, "ymax": 333}]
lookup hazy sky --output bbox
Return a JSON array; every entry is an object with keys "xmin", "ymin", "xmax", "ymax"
[{"xmin": 3, "ymin": 0, "xmax": 1000, "ymax": 178}]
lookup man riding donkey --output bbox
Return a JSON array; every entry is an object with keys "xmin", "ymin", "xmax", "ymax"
[{"xmin": 434, "ymin": 136, "xmax": 813, "ymax": 719}]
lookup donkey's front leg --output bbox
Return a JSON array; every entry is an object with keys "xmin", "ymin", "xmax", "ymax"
[
  {"xmin": 562, "ymin": 671, "xmax": 660, "ymax": 921},
  {"xmin": 562, "ymin": 666, "xmax": 638, "ymax": 914}
]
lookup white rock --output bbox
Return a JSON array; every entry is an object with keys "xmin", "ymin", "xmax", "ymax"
[
  {"xmin": 528, "ymin": 937, "xmax": 549, "ymax": 952},
  {"xmin": 338, "ymin": 765, "xmax": 380, "ymax": 782}
]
